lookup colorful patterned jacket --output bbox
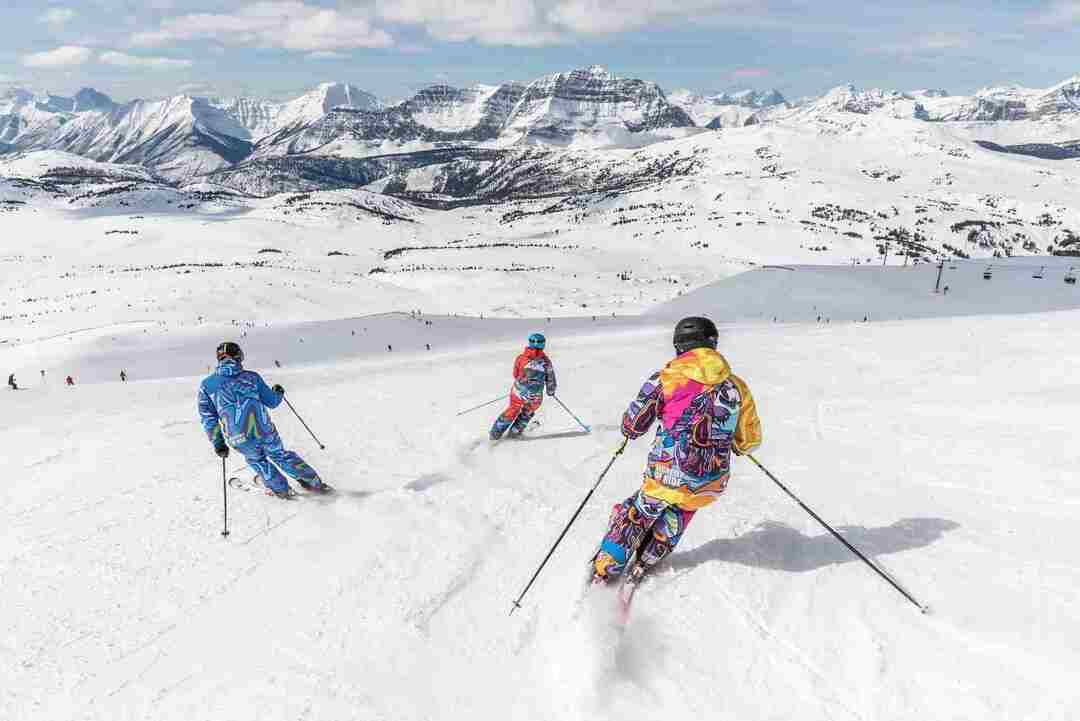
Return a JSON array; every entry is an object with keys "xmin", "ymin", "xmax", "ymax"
[
  {"xmin": 512, "ymin": 348, "xmax": 557, "ymax": 401},
  {"xmin": 197, "ymin": 359, "xmax": 283, "ymax": 447},
  {"xmin": 622, "ymin": 347, "xmax": 762, "ymax": 510}
]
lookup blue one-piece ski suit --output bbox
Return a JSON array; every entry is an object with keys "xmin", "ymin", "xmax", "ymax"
[{"xmin": 197, "ymin": 358, "xmax": 320, "ymax": 493}]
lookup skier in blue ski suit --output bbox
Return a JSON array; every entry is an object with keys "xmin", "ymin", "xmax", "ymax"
[{"xmin": 198, "ymin": 342, "xmax": 326, "ymax": 496}]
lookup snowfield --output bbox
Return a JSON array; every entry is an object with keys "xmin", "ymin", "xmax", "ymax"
[{"xmin": 3, "ymin": 257, "xmax": 1080, "ymax": 720}]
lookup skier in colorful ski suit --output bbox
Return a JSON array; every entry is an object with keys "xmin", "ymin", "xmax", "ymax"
[
  {"xmin": 198, "ymin": 342, "xmax": 328, "ymax": 497},
  {"xmin": 592, "ymin": 317, "xmax": 762, "ymax": 582},
  {"xmin": 490, "ymin": 333, "xmax": 557, "ymax": 440}
]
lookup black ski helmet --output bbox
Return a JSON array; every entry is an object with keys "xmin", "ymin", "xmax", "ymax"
[
  {"xmin": 673, "ymin": 317, "xmax": 718, "ymax": 354},
  {"xmin": 216, "ymin": 341, "xmax": 244, "ymax": 363}
]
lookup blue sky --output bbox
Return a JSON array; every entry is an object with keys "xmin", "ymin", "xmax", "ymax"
[{"xmin": 1, "ymin": 1, "xmax": 1078, "ymax": 102}]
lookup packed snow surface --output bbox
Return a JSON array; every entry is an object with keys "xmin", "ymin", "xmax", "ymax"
[{"xmin": 3, "ymin": 251, "xmax": 1079, "ymax": 720}]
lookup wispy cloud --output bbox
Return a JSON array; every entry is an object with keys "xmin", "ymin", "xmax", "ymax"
[
  {"xmin": 39, "ymin": 8, "xmax": 77, "ymax": 26},
  {"xmin": 305, "ymin": 50, "xmax": 346, "ymax": 61},
  {"xmin": 20, "ymin": 46, "xmax": 192, "ymax": 71},
  {"xmin": 1028, "ymin": 1, "xmax": 1080, "ymax": 25},
  {"xmin": 99, "ymin": 51, "xmax": 193, "ymax": 69},
  {"xmin": 132, "ymin": 1, "xmax": 392, "ymax": 51},
  {"xmin": 21, "ymin": 45, "xmax": 95, "ymax": 68}
]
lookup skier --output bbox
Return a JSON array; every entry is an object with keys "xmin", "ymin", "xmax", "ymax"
[
  {"xmin": 65, "ymin": 376, "xmax": 74, "ymax": 386},
  {"xmin": 7, "ymin": 374, "xmax": 16, "ymax": 390},
  {"xmin": 197, "ymin": 341, "xmax": 330, "ymax": 498},
  {"xmin": 591, "ymin": 317, "xmax": 762, "ymax": 585},
  {"xmin": 120, "ymin": 370, "xmax": 127, "ymax": 382},
  {"xmin": 490, "ymin": 333, "xmax": 557, "ymax": 440}
]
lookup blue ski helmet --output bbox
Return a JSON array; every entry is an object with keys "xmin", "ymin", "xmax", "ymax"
[{"xmin": 527, "ymin": 332, "xmax": 546, "ymax": 349}]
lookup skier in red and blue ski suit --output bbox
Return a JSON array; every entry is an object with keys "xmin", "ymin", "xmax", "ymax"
[
  {"xmin": 592, "ymin": 317, "xmax": 762, "ymax": 582},
  {"xmin": 490, "ymin": 333, "xmax": 557, "ymax": 440},
  {"xmin": 198, "ymin": 342, "xmax": 326, "ymax": 497}
]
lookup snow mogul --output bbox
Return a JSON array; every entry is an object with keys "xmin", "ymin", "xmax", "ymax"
[
  {"xmin": 198, "ymin": 341, "xmax": 330, "ymax": 498},
  {"xmin": 591, "ymin": 317, "xmax": 762, "ymax": 584},
  {"xmin": 489, "ymin": 333, "xmax": 558, "ymax": 440}
]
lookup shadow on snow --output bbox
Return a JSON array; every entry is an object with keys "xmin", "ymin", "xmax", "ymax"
[{"xmin": 668, "ymin": 517, "xmax": 959, "ymax": 574}]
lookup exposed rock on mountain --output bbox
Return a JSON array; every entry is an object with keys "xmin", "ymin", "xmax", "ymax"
[{"xmin": 501, "ymin": 66, "xmax": 694, "ymax": 144}]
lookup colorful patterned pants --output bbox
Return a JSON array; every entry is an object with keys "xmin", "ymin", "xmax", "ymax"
[
  {"xmin": 593, "ymin": 490, "xmax": 697, "ymax": 580},
  {"xmin": 233, "ymin": 432, "xmax": 320, "ymax": 493},
  {"xmin": 490, "ymin": 392, "xmax": 542, "ymax": 440}
]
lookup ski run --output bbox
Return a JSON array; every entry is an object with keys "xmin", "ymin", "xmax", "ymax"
[{"xmin": 1, "ymin": 256, "xmax": 1078, "ymax": 721}]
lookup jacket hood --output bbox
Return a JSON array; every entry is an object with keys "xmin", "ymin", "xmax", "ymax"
[
  {"xmin": 217, "ymin": 358, "xmax": 243, "ymax": 377},
  {"xmin": 661, "ymin": 347, "xmax": 731, "ymax": 389}
]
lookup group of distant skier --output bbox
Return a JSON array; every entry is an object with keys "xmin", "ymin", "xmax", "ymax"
[
  {"xmin": 6, "ymin": 370, "xmax": 127, "ymax": 389},
  {"xmin": 194, "ymin": 315, "xmax": 761, "ymax": 588}
]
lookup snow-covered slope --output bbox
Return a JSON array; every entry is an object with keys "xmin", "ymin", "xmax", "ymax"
[
  {"xmin": 209, "ymin": 83, "xmax": 382, "ymax": 141},
  {"xmin": 2, "ymin": 259, "xmax": 1079, "ymax": 720},
  {"xmin": 30, "ymin": 96, "xmax": 253, "ymax": 183},
  {"xmin": 669, "ymin": 88, "xmax": 787, "ymax": 128},
  {"xmin": 0, "ymin": 150, "xmax": 162, "ymax": 185}
]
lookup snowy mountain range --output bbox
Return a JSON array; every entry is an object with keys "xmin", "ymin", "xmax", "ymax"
[{"xmin": 1, "ymin": 67, "xmax": 1079, "ymax": 188}]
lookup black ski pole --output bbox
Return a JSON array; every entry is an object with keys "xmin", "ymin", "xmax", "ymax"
[
  {"xmin": 551, "ymin": 395, "xmax": 591, "ymax": 433},
  {"xmin": 510, "ymin": 437, "xmax": 629, "ymax": 615},
  {"xmin": 456, "ymin": 394, "xmax": 508, "ymax": 417},
  {"xmin": 746, "ymin": 454, "xmax": 928, "ymax": 613},
  {"xmin": 282, "ymin": 396, "xmax": 326, "ymax": 450},
  {"xmin": 221, "ymin": 457, "xmax": 230, "ymax": 538}
]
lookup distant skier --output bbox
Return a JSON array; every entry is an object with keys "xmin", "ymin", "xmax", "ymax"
[
  {"xmin": 197, "ymin": 342, "xmax": 330, "ymax": 498},
  {"xmin": 490, "ymin": 333, "xmax": 557, "ymax": 440},
  {"xmin": 590, "ymin": 317, "xmax": 762, "ymax": 585},
  {"xmin": 120, "ymin": 370, "xmax": 127, "ymax": 382},
  {"xmin": 7, "ymin": 374, "xmax": 16, "ymax": 390},
  {"xmin": 65, "ymin": 375, "xmax": 74, "ymax": 386}
]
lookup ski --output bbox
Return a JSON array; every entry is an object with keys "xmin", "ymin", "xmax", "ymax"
[{"xmin": 227, "ymin": 476, "xmax": 333, "ymax": 499}]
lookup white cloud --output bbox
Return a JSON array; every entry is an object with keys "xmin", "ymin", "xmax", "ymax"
[
  {"xmin": 132, "ymin": 1, "xmax": 392, "ymax": 51},
  {"xmin": 305, "ymin": 50, "xmax": 346, "ymax": 61},
  {"xmin": 1029, "ymin": 1, "xmax": 1080, "ymax": 25},
  {"xmin": 99, "ymin": 51, "xmax": 194, "ymax": 69},
  {"xmin": 21, "ymin": 46, "xmax": 95, "ymax": 68},
  {"xmin": 377, "ymin": 0, "xmax": 565, "ymax": 46},
  {"xmin": 39, "ymin": 8, "xmax": 77, "ymax": 25},
  {"xmin": 375, "ymin": 0, "xmax": 757, "ymax": 44}
]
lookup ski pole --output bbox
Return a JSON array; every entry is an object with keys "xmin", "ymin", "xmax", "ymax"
[
  {"xmin": 746, "ymin": 453, "xmax": 929, "ymax": 614},
  {"xmin": 456, "ymin": 394, "xmax": 508, "ymax": 417},
  {"xmin": 221, "ymin": 457, "xmax": 230, "ymax": 538},
  {"xmin": 551, "ymin": 395, "xmax": 592, "ymax": 433},
  {"xmin": 510, "ymin": 437, "xmax": 629, "ymax": 615},
  {"xmin": 282, "ymin": 396, "xmax": 326, "ymax": 450}
]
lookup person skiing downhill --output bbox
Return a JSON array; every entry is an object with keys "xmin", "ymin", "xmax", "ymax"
[
  {"xmin": 490, "ymin": 333, "xmax": 557, "ymax": 440},
  {"xmin": 7, "ymin": 374, "xmax": 16, "ymax": 391},
  {"xmin": 591, "ymin": 317, "xmax": 762, "ymax": 585},
  {"xmin": 197, "ymin": 342, "xmax": 329, "ymax": 498}
]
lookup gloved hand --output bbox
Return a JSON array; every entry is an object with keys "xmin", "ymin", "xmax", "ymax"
[
  {"xmin": 272, "ymin": 384, "xmax": 285, "ymax": 395},
  {"xmin": 214, "ymin": 443, "xmax": 229, "ymax": 459}
]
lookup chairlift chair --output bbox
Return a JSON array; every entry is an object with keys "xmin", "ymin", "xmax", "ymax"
[
  {"xmin": 983, "ymin": 266, "xmax": 993, "ymax": 280},
  {"xmin": 1033, "ymin": 265, "xmax": 1045, "ymax": 279},
  {"xmin": 1066, "ymin": 267, "xmax": 1077, "ymax": 285}
]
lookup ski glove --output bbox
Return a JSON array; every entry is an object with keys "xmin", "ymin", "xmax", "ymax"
[
  {"xmin": 272, "ymin": 384, "xmax": 285, "ymax": 395},
  {"xmin": 214, "ymin": 443, "xmax": 229, "ymax": 459}
]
